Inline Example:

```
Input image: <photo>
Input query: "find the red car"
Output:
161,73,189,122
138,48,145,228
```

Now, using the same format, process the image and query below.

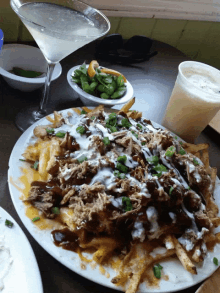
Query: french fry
172,236,197,275
200,149,210,170
46,138,61,174
118,97,135,114
164,235,175,250
46,115,55,124
182,142,209,154
72,107,81,115
82,106,92,113
38,142,50,180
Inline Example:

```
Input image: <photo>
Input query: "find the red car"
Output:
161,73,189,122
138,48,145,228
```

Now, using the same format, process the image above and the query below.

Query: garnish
12,67,43,78
193,158,200,165
122,197,132,212
137,123,143,130
116,162,129,173
121,118,132,129
32,217,40,222
169,186,174,196
81,110,87,115
19,159,26,162
109,126,117,133
106,113,117,128
187,186,191,190
174,136,178,140
213,257,219,266
147,156,159,165
153,164,167,178
77,156,88,163
33,160,39,170
114,170,126,179
165,146,176,157
103,137,110,145
153,264,163,279
117,155,127,164
131,130,138,139
51,207,60,215
91,116,95,120
179,141,183,145
46,128,54,134
179,148,186,155
141,142,146,146
5,219,13,228
55,131,66,138
76,126,86,135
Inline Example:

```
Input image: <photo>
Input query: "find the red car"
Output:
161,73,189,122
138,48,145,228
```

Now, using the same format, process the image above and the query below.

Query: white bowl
67,65,134,107
0,44,62,92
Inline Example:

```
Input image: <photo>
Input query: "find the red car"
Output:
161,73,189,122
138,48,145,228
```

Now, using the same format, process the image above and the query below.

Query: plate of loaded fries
8,97,220,293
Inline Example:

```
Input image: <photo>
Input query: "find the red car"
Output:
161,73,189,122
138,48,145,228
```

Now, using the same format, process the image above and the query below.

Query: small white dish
0,44,62,92
67,65,134,107
0,207,43,293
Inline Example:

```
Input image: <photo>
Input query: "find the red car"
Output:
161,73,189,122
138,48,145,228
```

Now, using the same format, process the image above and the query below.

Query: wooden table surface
0,39,220,293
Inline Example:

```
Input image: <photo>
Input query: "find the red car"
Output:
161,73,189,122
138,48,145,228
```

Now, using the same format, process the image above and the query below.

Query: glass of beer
162,61,220,143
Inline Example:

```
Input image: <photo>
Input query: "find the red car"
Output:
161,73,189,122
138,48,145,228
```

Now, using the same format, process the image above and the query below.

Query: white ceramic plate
0,207,43,293
8,108,220,293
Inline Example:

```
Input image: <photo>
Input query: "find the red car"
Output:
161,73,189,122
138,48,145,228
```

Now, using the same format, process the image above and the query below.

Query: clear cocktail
10,0,110,131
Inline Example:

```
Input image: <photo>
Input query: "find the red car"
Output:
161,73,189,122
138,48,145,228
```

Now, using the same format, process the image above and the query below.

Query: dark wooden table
0,39,219,293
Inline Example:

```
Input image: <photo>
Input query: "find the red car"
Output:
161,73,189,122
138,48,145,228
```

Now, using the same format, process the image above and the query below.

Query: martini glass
10,0,110,131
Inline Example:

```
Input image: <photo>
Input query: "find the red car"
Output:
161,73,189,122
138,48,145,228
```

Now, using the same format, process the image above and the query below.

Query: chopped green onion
116,162,129,173
19,159,26,162
55,131,66,138
114,170,126,179
165,146,176,157
179,141,183,145
81,110,87,115
147,156,159,165
77,156,87,163
121,118,132,129
109,126,117,133
213,257,219,266
33,160,39,170
117,155,127,164
153,172,163,178
131,130,138,139
187,186,191,190
137,123,143,130
46,128,54,134
141,142,146,146
169,186,174,196
91,116,95,120
5,219,13,228
51,207,60,215
153,264,163,279
179,148,186,155
103,137,110,145
153,164,167,175
32,217,40,222
174,136,178,140
122,197,132,212
193,158,200,166
76,126,86,135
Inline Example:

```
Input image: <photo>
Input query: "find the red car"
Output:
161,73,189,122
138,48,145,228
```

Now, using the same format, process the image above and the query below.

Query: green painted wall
1,0,220,68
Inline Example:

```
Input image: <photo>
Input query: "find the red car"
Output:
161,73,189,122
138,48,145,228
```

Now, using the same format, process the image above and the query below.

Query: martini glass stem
38,62,56,116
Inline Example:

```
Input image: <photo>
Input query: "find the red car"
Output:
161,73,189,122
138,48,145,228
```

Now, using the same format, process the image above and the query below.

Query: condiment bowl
0,44,62,92
67,65,134,107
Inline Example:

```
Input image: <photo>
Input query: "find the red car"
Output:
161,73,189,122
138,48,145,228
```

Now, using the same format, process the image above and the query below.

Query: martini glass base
15,106,53,132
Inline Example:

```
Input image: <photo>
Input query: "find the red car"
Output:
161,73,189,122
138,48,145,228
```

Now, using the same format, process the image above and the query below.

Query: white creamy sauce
146,206,159,233
131,221,145,241
149,247,167,258
0,236,13,291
